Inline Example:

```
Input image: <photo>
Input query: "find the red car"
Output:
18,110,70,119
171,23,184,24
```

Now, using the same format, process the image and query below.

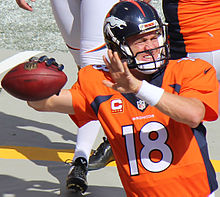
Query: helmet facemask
120,25,169,74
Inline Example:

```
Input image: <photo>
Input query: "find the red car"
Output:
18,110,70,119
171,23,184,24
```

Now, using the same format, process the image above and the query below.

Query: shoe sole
88,158,115,171
66,177,88,193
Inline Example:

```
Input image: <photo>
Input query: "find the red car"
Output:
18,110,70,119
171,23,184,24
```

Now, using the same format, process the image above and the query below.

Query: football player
92,0,220,173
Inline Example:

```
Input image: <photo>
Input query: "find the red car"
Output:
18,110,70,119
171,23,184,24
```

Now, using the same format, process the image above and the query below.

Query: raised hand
103,49,142,94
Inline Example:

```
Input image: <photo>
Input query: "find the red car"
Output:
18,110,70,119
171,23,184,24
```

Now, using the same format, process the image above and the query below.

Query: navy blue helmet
104,0,169,73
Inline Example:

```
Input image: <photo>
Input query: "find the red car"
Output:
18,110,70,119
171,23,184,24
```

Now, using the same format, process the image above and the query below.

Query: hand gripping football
1,56,67,101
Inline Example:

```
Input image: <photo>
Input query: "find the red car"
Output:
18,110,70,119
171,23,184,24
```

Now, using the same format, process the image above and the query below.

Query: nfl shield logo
137,100,146,110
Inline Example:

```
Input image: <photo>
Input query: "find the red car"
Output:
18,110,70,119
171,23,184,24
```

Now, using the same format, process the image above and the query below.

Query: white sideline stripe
0,51,43,75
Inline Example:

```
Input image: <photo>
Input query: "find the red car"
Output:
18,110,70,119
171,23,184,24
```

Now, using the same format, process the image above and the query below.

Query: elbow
186,99,206,128
188,107,205,128
189,119,201,129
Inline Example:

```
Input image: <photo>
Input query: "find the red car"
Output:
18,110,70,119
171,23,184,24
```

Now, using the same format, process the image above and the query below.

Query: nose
143,40,155,51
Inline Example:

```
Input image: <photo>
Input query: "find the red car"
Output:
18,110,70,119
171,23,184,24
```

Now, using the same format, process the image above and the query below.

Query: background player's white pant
50,0,119,162
50,0,81,65
50,0,119,67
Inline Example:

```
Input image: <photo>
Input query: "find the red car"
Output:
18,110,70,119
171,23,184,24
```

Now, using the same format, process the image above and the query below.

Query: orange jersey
69,59,218,196
163,0,220,58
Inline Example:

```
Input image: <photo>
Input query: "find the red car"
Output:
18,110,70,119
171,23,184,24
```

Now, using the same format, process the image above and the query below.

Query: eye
133,39,145,46
151,34,159,40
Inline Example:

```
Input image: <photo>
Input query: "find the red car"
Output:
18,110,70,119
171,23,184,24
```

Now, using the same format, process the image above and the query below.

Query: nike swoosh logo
204,67,212,74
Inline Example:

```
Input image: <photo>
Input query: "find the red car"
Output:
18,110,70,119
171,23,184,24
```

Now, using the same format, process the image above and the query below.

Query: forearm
136,81,205,128
155,92,205,128
27,97,52,112
27,89,75,114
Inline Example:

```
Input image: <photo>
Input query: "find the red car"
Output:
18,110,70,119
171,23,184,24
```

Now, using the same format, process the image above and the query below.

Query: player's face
127,31,160,63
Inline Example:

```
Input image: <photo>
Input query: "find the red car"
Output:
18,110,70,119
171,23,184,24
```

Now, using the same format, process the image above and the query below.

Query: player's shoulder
78,65,110,85
170,57,210,66
167,57,215,74
79,65,108,75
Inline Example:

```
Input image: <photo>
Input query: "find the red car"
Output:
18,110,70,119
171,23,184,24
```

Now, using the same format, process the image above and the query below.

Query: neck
130,69,152,81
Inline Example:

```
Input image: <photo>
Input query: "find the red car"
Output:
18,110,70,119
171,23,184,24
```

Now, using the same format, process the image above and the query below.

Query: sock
73,120,101,162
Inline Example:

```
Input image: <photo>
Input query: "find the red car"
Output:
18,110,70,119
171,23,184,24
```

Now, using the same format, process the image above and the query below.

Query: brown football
1,59,67,101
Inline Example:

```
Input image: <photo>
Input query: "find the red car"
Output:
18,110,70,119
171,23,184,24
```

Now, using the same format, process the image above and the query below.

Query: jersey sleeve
179,59,218,121
68,81,98,128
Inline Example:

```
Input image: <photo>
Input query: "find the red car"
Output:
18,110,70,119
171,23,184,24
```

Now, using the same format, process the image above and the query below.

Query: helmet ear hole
107,42,127,60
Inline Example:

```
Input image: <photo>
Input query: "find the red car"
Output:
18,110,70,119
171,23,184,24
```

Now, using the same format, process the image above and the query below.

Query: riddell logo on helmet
139,20,158,32
111,99,123,113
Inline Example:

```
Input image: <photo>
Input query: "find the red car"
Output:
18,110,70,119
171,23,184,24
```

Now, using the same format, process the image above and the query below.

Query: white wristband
136,80,164,106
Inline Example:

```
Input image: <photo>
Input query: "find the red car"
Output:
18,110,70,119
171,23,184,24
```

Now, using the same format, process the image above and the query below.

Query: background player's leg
80,0,119,67
50,0,80,65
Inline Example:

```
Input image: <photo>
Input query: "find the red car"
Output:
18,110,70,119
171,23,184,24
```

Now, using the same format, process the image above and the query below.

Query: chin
135,67,158,75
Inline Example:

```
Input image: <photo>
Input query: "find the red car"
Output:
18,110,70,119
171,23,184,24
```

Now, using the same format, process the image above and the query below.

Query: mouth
143,54,153,58
134,49,160,63
140,54,155,62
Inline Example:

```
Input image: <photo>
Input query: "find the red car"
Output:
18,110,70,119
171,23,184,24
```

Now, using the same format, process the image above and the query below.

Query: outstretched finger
122,61,130,75
103,55,113,73
112,51,125,72
107,50,118,72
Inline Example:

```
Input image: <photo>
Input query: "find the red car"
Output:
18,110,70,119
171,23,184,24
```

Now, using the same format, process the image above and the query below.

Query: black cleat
66,157,88,193
88,137,115,171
